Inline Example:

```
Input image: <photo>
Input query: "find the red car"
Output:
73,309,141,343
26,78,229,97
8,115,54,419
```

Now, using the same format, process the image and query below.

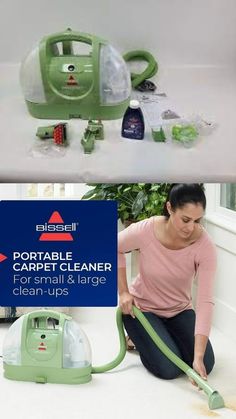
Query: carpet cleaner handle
26,309,71,329
45,28,94,49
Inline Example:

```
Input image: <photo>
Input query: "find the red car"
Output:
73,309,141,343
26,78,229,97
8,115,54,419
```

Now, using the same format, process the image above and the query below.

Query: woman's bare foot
126,335,136,351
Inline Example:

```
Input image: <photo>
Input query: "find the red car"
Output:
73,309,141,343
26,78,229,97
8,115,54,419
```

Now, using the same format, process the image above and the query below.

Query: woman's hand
193,357,207,379
119,291,140,318
190,356,207,388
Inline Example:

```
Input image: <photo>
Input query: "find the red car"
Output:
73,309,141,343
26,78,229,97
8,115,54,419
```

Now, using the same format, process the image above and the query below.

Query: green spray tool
81,120,104,154
3,307,225,410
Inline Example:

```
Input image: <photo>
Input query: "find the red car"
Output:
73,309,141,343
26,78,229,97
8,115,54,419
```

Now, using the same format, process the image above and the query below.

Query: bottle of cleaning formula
121,100,145,140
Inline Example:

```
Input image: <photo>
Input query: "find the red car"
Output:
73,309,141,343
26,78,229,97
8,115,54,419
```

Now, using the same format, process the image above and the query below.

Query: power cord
135,79,156,92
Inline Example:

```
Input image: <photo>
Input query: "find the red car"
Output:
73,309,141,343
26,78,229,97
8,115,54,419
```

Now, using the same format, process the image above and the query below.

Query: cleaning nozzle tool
130,306,225,410
81,120,104,154
36,123,68,146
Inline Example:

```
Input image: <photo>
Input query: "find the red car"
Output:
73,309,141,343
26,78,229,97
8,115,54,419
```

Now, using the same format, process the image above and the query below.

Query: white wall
204,214,236,342
0,184,20,199
196,184,236,342
0,183,90,199
1,0,236,66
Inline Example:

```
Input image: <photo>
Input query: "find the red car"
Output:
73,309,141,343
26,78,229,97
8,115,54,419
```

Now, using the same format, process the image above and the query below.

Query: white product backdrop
0,0,236,66
0,1,236,182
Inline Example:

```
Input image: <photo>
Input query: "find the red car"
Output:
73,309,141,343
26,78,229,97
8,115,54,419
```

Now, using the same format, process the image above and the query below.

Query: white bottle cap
130,99,140,109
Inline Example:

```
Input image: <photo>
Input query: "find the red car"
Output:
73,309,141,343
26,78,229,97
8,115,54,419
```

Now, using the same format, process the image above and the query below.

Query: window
204,183,236,233
26,183,67,198
220,184,236,212
18,184,90,200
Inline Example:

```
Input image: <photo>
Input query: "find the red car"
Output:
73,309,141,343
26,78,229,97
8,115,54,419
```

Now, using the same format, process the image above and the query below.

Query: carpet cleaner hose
123,50,158,88
91,307,127,373
92,306,224,410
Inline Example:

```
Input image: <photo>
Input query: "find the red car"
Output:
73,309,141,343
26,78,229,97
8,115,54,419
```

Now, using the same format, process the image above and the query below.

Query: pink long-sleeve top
118,217,217,337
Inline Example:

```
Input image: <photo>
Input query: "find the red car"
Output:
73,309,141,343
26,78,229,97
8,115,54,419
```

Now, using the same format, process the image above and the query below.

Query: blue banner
0,200,117,306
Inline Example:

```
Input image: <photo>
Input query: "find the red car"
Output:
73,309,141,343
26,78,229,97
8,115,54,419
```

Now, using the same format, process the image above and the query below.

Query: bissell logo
67,75,78,86
36,211,78,241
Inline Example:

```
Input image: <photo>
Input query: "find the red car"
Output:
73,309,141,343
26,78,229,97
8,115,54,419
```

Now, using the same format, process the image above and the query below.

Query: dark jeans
123,309,215,380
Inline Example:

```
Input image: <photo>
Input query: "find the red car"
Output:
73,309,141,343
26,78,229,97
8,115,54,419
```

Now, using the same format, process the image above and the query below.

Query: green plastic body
4,364,91,385
4,310,92,384
36,125,55,139
81,120,104,154
26,29,130,120
152,127,166,142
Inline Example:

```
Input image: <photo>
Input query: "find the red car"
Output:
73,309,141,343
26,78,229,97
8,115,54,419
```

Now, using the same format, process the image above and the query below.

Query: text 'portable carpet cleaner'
20,28,131,120
3,308,225,410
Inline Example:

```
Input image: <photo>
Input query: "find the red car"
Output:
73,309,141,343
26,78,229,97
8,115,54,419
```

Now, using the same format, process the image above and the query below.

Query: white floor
0,307,235,419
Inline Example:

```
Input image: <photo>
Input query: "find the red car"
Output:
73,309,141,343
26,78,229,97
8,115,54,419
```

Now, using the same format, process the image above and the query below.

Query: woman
118,184,216,382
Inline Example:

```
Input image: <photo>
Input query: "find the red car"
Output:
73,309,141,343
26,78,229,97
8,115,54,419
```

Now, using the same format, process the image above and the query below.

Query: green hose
131,307,224,410
123,50,158,88
91,308,126,373
92,306,224,410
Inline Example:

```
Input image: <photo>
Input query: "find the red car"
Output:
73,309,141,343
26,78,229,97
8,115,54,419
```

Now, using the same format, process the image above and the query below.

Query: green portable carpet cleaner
20,28,131,120
20,28,158,120
3,307,224,410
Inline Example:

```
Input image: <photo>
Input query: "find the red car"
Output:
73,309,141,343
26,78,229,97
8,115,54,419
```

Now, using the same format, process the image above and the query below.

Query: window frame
204,184,236,234
17,184,88,200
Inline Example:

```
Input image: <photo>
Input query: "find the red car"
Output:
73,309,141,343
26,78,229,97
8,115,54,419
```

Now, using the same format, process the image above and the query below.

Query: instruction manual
134,91,181,129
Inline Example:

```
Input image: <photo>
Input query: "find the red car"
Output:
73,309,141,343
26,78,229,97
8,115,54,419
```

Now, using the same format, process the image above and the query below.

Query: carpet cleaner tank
3,310,92,384
20,28,131,120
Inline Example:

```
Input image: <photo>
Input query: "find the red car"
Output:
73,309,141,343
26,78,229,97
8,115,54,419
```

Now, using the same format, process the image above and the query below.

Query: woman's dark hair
163,184,206,218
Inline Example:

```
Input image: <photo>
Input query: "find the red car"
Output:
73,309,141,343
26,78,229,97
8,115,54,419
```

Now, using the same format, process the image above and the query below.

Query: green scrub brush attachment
36,123,68,146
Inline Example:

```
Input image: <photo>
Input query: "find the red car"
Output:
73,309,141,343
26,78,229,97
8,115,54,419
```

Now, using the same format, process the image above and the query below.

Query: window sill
204,213,236,235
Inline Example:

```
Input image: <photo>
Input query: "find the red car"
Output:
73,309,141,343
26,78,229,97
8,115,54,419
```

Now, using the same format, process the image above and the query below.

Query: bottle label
122,117,144,139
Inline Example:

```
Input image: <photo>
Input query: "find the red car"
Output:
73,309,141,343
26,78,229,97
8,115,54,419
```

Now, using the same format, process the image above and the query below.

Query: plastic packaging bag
28,139,68,158
153,115,217,148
